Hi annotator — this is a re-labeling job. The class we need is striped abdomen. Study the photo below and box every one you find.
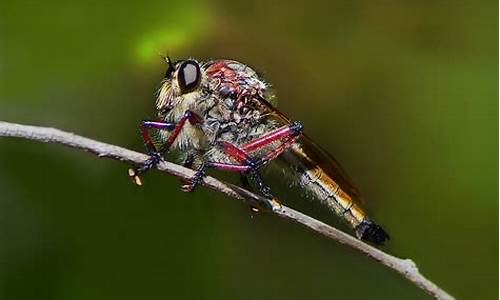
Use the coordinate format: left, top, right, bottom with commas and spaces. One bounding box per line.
281, 135, 389, 245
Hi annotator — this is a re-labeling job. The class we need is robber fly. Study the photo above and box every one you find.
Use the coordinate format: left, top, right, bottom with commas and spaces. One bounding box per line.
128, 58, 389, 245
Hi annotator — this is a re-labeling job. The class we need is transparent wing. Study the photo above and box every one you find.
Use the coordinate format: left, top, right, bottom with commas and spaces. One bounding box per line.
254, 95, 362, 201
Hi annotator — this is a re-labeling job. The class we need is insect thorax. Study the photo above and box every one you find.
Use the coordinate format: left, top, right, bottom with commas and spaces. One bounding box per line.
156, 60, 280, 163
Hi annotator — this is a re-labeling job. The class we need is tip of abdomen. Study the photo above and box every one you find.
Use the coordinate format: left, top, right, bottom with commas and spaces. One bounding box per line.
355, 220, 390, 245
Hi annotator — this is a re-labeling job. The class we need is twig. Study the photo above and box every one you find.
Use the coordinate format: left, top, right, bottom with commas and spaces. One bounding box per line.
0, 121, 454, 300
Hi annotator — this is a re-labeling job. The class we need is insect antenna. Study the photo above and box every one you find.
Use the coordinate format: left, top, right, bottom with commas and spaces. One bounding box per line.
158, 52, 176, 78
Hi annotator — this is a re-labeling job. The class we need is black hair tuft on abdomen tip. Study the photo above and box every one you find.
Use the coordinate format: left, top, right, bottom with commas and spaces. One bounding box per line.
355, 220, 390, 245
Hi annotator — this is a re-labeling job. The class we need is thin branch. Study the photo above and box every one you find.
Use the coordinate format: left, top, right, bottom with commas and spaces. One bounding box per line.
0, 121, 454, 300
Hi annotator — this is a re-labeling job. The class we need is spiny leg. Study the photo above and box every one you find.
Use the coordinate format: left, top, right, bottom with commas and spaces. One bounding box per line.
129, 111, 202, 185
181, 161, 252, 192
247, 170, 280, 212
128, 120, 174, 185
160, 111, 202, 153
254, 134, 301, 168
181, 121, 303, 207
141, 121, 176, 153
216, 122, 304, 205
241, 121, 303, 152
181, 157, 280, 211
181, 141, 254, 193
181, 161, 208, 193
238, 173, 261, 213
178, 120, 303, 190
247, 170, 273, 198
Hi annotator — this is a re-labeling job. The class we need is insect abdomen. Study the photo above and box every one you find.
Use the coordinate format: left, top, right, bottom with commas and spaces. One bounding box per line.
298, 165, 389, 244
281, 139, 390, 245
298, 166, 365, 227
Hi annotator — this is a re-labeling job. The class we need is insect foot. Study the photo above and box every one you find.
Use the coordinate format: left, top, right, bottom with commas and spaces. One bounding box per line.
128, 168, 143, 186
128, 153, 163, 186
180, 163, 208, 193
250, 206, 260, 213
180, 183, 192, 192
271, 197, 282, 209
179, 178, 202, 193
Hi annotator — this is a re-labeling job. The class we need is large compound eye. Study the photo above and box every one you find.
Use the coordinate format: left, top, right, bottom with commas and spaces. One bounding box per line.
177, 60, 201, 94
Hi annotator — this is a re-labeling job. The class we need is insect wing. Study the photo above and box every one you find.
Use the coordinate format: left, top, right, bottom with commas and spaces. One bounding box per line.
255, 96, 362, 202
291, 135, 361, 200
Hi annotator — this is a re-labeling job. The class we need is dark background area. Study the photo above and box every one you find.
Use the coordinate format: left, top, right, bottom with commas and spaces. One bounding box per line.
0, 0, 497, 299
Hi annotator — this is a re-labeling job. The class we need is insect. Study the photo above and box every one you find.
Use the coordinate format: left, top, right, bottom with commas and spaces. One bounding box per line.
128, 57, 389, 245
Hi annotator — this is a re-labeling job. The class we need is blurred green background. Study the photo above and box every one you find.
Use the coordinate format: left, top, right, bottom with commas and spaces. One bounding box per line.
0, 0, 497, 299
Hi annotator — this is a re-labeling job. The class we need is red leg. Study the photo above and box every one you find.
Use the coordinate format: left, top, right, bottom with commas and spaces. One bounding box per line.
209, 130, 301, 198
218, 141, 251, 163
183, 157, 279, 207
219, 121, 303, 167
140, 120, 175, 154
181, 160, 252, 192
242, 121, 303, 152
130, 111, 202, 185
178, 120, 303, 199
209, 162, 252, 172
140, 110, 202, 155
161, 110, 202, 152
256, 135, 300, 167
219, 135, 300, 170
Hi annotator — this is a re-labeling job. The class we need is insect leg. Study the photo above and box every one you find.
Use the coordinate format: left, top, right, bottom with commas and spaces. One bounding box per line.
219, 124, 302, 168
181, 161, 252, 192
218, 141, 252, 164
210, 141, 282, 205
181, 161, 208, 192
216, 140, 276, 192
246, 169, 282, 209
181, 156, 280, 209
129, 111, 203, 185
240, 173, 260, 213
218, 135, 305, 207
241, 121, 303, 152
180, 121, 304, 204
128, 120, 175, 185
158, 110, 203, 153
208, 162, 252, 172
254, 134, 301, 167
140, 120, 176, 154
